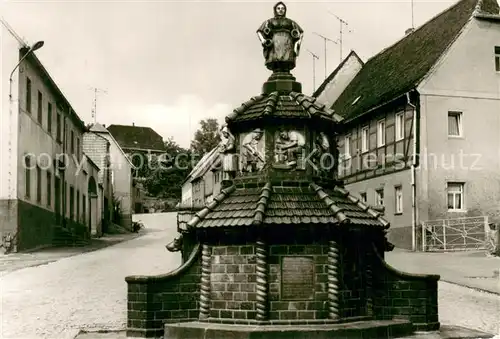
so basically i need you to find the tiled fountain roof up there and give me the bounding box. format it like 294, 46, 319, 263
225, 91, 344, 123
187, 183, 389, 229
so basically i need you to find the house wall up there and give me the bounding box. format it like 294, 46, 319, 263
97, 132, 133, 229
6, 49, 89, 250
181, 182, 193, 207
83, 132, 113, 232
314, 54, 363, 107
335, 104, 416, 249
417, 18, 500, 225
0, 23, 22, 242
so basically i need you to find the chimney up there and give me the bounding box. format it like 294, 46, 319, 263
405, 28, 414, 36
132, 122, 135, 127
103, 124, 106, 128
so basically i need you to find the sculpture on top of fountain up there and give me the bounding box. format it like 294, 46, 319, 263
256, 2, 304, 73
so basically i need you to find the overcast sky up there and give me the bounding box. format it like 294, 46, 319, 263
1, 0, 456, 148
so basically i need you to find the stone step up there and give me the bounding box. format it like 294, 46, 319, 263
164, 319, 414, 339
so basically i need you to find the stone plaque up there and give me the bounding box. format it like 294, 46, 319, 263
281, 256, 315, 300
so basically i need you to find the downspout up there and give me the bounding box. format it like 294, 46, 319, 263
62, 112, 67, 228
406, 92, 418, 252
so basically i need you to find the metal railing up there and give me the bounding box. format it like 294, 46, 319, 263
421, 216, 488, 252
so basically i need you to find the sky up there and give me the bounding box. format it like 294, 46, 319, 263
1, 0, 457, 148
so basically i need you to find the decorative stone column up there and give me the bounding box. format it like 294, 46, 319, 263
199, 244, 212, 320
327, 239, 340, 320
255, 239, 269, 322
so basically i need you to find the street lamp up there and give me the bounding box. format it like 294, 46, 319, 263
7, 40, 44, 199
9, 41, 44, 99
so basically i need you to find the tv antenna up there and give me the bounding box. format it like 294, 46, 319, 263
89, 86, 108, 123
327, 11, 352, 62
306, 49, 320, 93
312, 32, 338, 80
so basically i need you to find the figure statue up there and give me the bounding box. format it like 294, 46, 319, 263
218, 124, 237, 176
257, 2, 304, 72
312, 132, 331, 175
241, 128, 265, 172
274, 129, 305, 169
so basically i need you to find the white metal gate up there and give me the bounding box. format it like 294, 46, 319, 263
421, 216, 489, 252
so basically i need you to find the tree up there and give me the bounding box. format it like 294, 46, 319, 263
190, 118, 221, 157
143, 137, 192, 200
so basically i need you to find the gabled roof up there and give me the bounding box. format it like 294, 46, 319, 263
107, 124, 165, 151
330, 0, 499, 121
312, 50, 364, 98
185, 147, 221, 184
87, 123, 135, 168
186, 182, 389, 229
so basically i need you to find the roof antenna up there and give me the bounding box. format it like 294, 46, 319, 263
411, 0, 415, 29
327, 11, 353, 63
88, 86, 108, 123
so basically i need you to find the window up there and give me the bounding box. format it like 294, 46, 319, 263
376, 189, 384, 206
395, 186, 403, 214
47, 171, 52, 207
26, 77, 32, 113
360, 192, 367, 203
71, 130, 75, 154
448, 111, 462, 137
76, 138, 80, 160
37, 91, 43, 123
56, 113, 61, 141
377, 120, 386, 147
76, 190, 80, 223
361, 126, 369, 153
25, 156, 31, 198
447, 182, 464, 211
47, 102, 52, 133
69, 185, 74, 220
395, 112, 404, 141
495, 46, 500, 72
82, 194, 86, 224
344, 135, 351, 159
36, 166, 42, 203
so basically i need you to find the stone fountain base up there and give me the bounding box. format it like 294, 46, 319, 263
164, 319, 414, 339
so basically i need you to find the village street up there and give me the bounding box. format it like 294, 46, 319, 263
0, 213, 498, 339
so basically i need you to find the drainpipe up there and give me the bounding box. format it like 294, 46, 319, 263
406, 92, 418, 252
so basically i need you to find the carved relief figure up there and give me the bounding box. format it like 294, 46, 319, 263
241, 128, 265, 173
312, 132, 333, 175
256, 2, 304, 72
274, 129, 305, 169
218, 125, 237, 175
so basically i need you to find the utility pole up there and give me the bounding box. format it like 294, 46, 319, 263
313, 32, 338, 79
89, 87, 108, 123
307, 49, 320, 92
411, 0, 415, 29
327, 11, 352, 63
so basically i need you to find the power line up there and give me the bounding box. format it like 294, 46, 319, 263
312, 32, 337, 80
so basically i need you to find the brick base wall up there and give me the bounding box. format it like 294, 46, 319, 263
268, 244, 329, 321
210, 245, 257, 320
125, 243, 202, 338
371, 244, 440, 331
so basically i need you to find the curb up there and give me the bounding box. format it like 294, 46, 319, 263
441, 279, 500, 296
0, 231, 147, 275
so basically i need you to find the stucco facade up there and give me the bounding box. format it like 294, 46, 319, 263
0, 21, 100, 251
87, 125, 135, 230
315, 2, 500, 250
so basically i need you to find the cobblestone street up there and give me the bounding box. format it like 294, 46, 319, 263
0, 213, 180, 339
0, 213, 498, 339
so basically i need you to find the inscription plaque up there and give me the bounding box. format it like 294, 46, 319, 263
281, 256, 315, 300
